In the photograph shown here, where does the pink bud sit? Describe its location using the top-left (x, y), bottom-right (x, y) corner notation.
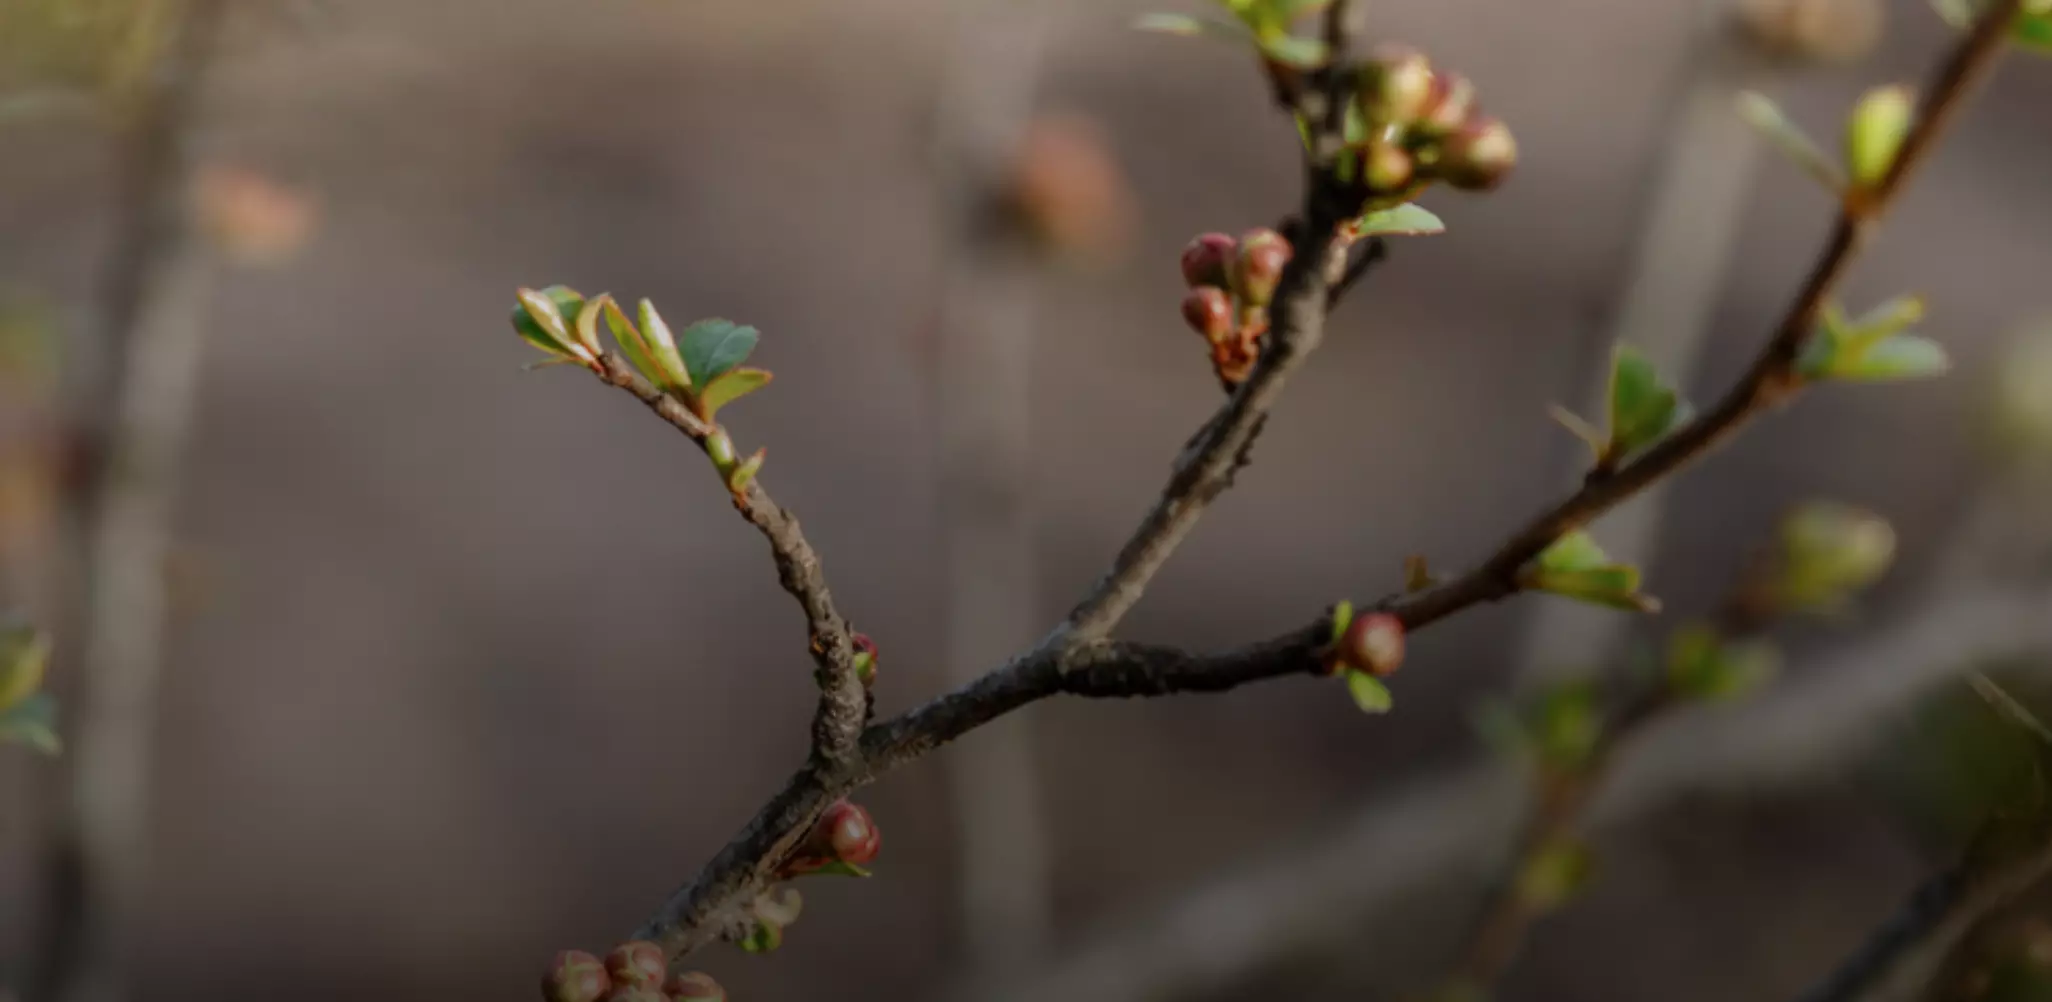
top-left (1418, 73), bottom-right (1478, 135)
top-left (665, 972), bottom-right (727, 1002)
top-left (1340, 613), bottom-right (1406, 677)
top-left (1181, 287), bottom-right (1235, 343)
top-left (823, 800), bottom-right (881, 865)
top-left (1179, 232), bottom-right (1237, 289)
top-left (603, 942), bottom-right (666, 991)
top-left (542, 951), bottom-right (610, 1002)
top-left (851, 632), bottom-right (879, 686)
top-left (1360, 45), bottom-right (1435, 125)
top-left (1439, 117), bottom-right (1518, 191)
top-left (1231, 229), bottom-right (1293, 308)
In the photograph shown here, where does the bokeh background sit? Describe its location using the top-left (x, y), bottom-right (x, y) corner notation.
top-left (5, 1), bottom-right (2052, 1000)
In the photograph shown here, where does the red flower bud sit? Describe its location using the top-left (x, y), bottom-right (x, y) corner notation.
top-left (1360, 45), bottom-right (1435, 125)
top-left (1418, 73), bottom-right (1478, 135)
top-left (1363, 142), bottom-right (1415, 193)
top-left (665, 972), bottom-right (727, 1002)
top-left (1231, 229), bottom-right (1292, 308)
top-left (822, 799), bottom-right (880, 865)
top-left (851, 632), bottom-right (878, 686)
top-left (1181, 287), bottom-right (1235, 343)
top-left (1179, 232), bottom-right (1237, 289)
top-left (543, 951), bottom-right (611, 1002)
top-left (603, 942), bottom-right (666, 990)
top-left (1439, 117), bottom-right (1518, 190)
top-left (1340, 612), bottom-right (1405, 677)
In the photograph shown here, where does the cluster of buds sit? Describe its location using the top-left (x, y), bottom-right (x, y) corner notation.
top-left (1347, 45), bottom-right (1517, 198)
top-left (779, 799), bottom-right (882, 878)
top-left (1179, 229), bottom-right (1293, 386)
top-left (541, 944), bottom-right (724, 1002)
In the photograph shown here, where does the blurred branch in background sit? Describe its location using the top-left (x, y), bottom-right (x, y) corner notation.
top-left (1514, 0), bottom-right (1882, 686)
top-left (928, 0), bottom-right (1056, 976)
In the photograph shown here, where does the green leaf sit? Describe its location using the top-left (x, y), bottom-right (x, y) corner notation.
top-left (726, 447), bottom-right (767, 494)
top-left (1536, 531), bottom-right (1611, 574)
top-left (600, 297), bottom-right (660, 387)
top-left (696, 367), bottom-right (773, 419)
top-left (678, 319), bottom-right (759, 390)
top-left (1821, 334), bottom-right (1951, 382)
top-left (635, 299), bottom-right (691, 391)
top-left (1516, 840), bottom-right (1593, 912)
top-left (571, 295), bottom-right (607, 358)
top-left (1774, 502), bottom-right (1896, 612)
top-left (1328, 599), bottom-right (1355, 644)
top-left (1258, 33), bottom-right (1328, 67)
top-left (738, 921), bottom-right (782, 953)
top-left (1736, 91), bottom-right (1845, 192)
top-left (1133, 11), bottom-right (1255, 42)
top-left (1345, 670), bottom-right (1393, 714)
top-left (0, 624), bottom-right (49, 712)
top-left (1606, 345), bottom-right (1688, 462)
top-left (512, 288), bottom-right (574, 358)
top-left (1846, 86), bottom-right (1913, 189)
top-left (1529, 566), bottom-right (1661, 612)
top-left (0, 692), bottom-right (60, 754)
top-left (1533, 681), bottom-right (1603, 770)
top-left (1667, 624), bottom-right (1780, 700)
top-left (1350, 203), bottom-right (1446, 238)
top-left (2017, 12), bottom-right (2052, 51)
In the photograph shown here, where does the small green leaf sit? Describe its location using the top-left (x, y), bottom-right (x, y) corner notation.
top-left (1606, 345), bottom-right (1689, 462)
top-left (1667, 624), bottom-right (1780, 700)
top-left (1533, 681), bottom-right (1603, 770)
top-left (739, 921), bottom-right (782, 953)
top-left (1773, 502), bottom-right (1896, 612)
top-left (1846, 85), bottom-right (1914, 189)
top-left (1736, 91), bottom-right (1845, 192)
top-left (1329, 599), bottom-right (1355, 644)
top-left (512, 288), bottom-right (575, 358)
top-left (0, 692), bottom-right (60, 754)
top-left (696, 367), bottom-right (773, 419)
top-left (1133, 11), bottom-right (1254, 42)
top-left (1258, 33), bottom-right (1329, 68)
top-left (0, 625), bottom-right (49, 712)
top-left (600, 297), bottom-right (660, 386)
top-left (1350, 203), bottom-right (1446, 238)
top-left (678, 319), bottom-right (759, 390)
top-left (1345, 670), bottom-right (1393, 714)
top-left (1536, 531), bottom-right (1611, 574)
top-left (571, 295), bottom-right (607, 358)
top-left (635, 299), bottom-right (692, 392)
top-left (1529, 566), bottom-right (1661, 612)
top-left (1516, 840), bottom-right (1593, 912)
top-left (2017, 12), bottom-right (2052, 51)
top-left (727, 447), bottom-right (766, 494)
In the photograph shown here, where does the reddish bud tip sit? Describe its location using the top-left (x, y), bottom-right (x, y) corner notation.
top-left (1179, 233), bottom-right (1237, 289)
top-left (1439, 118), bottom-right (1518, 191)
top-left (1231, 229), bottom-right (1292, 308)
top-left (1361, 45), bottom-right (1435, 125)
top-left (1181, 287), bottom-right (1235, 343)
top-left (1363, 142), bottom-right (1415, 193)
top-left (851, 632), bottom-right (879, 685)
top-left (542, 951), bottom-right (611, 1002)
top-left (822, 799), bottom-right (881, 865)
top-left (1340, 613), bottom-right (1406, 677)
top-left (603, 942), bottom-right (666, 990)
top-left (1418, 73), bottom-right (1478, 135)
top-left (665, 972), bottom-right (727, 1002)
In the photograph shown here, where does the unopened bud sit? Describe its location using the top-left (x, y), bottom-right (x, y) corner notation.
top-left (706, 429), bottom-right (737, 471)
top-left (851, 632), bottom-right (879, 686)
top-left (1360, 45), bottom-right (1435, 125)
top-left (603, 942), bottom-right (666, 991)
top-left (821, 799), bottom-right (880, 865)
top-left (1418, 73), bottom-right (1478, 135)
top-left (1231, 229), bottom-right (1292, 308)
top-left (1439, 117), bottom-right (1518, 191)
top-left (1339, 612), bottom-right (1406, 677)
top-left (1179, 232), bottom-right (1238, 289)
top-left (1181, 287), bottom-right (1235, 343)
top-left (665, 973), bottom-right (727, 1002)
top-left (1846, 84), bottom-right (1913, 190)
top-left (1363, 141), bottom-right (1415, 193)
top-left (542, 951), bottom-right (611, 1002)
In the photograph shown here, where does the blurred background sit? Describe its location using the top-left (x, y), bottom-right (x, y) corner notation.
top-left (4, 1), bottom-right (2052, 1000)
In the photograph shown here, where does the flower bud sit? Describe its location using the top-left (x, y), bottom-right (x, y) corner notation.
top-left (1363, 141), bottom-right (1415, 193)
top-left (1339, 612), bottom-right (1405, 677)
top-left (821, 799), bottom-right (880, 865)
top-left (1231, 229), bottom-right (1292, 308)
top-left (1179, 232), bottom-right (1237, 289)
top-left (1181, 287), bottom-right (1235, 343)
top-left (542, 951), bottom-right (611, 1002)
top-left (1438, 117), bottom-right (1518, 190)
top-left (603, 942), bottom-right (666, 990)
top-left (1418, 73), bottom-right (1478, 135)
top-left (665, 972), bottom-right (727, 1002)
top-left (1359, 45), bottom-right (1435, 125)
top-left (1846, 84), bottom-right (1913, 190)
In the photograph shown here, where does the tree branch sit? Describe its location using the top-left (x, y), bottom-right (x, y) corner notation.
top-left (585, 0), bottom-right (2016, 969)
